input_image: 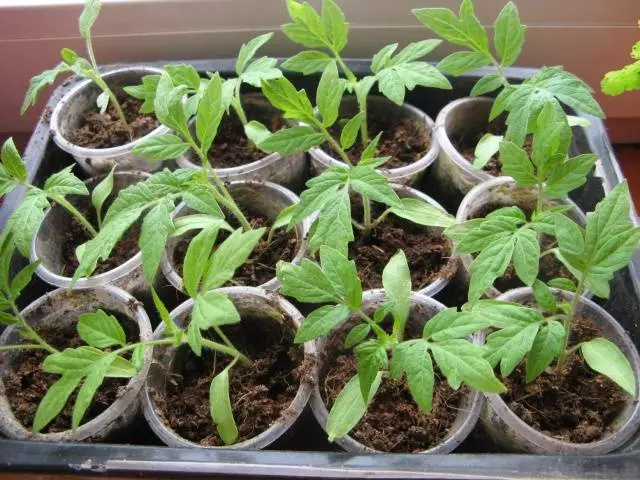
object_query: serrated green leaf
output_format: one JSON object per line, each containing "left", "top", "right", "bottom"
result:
{"left": 469, "top": 300, "right": 544, "bottom": 328}
{"left": 140, "top": 198, "right": 174, "bottom": 283}
{"left": 9, "top": 261, "right": 40, "bottom": 298}
{"left": 349, "top": 165, "right": 401, "bottom": 208}
{"left": 326, "top": 372, "right": 382, "bottom": 442}
{"left": 554, "top": 213, "right": 585, "bottom": 269}
{"left": 182, "top": 179, "right": 224, "bottom": 218}
{"left": 261, "top": 77, "right": 316, "bottom": 124}
{"left": 499, "top": 140, "right": 537, "bottom": 186}
{"left": 277, "top": 258, "right": 338, "bottom": 303}
{"left": 72, "top": 351, "right": 115, "bottom": 429}
{"left": 581, "top": 338, "right": 636, "bottom": 396}
{"left": 393, "top": 39, "right": 442, "bottom": 64}
{"left": 91, "top": 166, "right": 114, "bottom": 225}
{"left": 308, "top": 186, "right": 353, "bottom": 255}
{"left": 372, "top": 44, "right": 398, "bottom": 74}
{"left": 43, "top": 165, "right": 88, "bottom": 196}
{"left": 512, "top": 228, "right": 540, "bottom": 286}
{"left": 525, "top": 320, "right": 564, "bottom": 382}
{"left": 196, "top": 72, "right": 224, "bottom": 154}
{"left": 317, "top": 61, "right": 346, "bottom": 127}
{"left": 390, "top": 198, "right": 455, "bottom": 228}
{"left": 1, "top": 138, "right": 27, "bottom": 181}
{"left": 345, "top": 324, "right": 371, "bottom": 349}
{"left": 210, "top": 367, "right": 238, "bottom": 445}
{"left": 43, "top": 346, "right": 136, "bottom": 378}
{"left": 21, "top": 63, "right": 71, "bottom": 115}
{"left": 493, "top": 2, "right": 525, "bottom": 67}
{"left": 437, "top": 51, "right": 490, "bottom": 76}
{"left": 320, "top": 245, "right": 362, "bottom": 308}
{"left": 282, "top": 51, "right": 333, "bottom": 75}
{"left": 470, "top": 73, "right": 504, "bottom": 96}
{"left": 244, "top": 121, "right": 271, "bottom": 146}
{"left": 531, "top": 101, "right": 572, "bottom": 176}
{"left": 201, "top": 228, "right": 265, "bottom": 290}
{"left": 532, "top": 279, "right": 557, "bottom": 312}
{"left": 322, "top": 0, "right": 348, "bottom": 52}
{"left": 356, "top": 340, "right": 388, "bottom": 401}
{"left": 165, "top": 64, "right": 200, "bottom": 90}
{"left": 33, "top": 374, "right": 82, "bottom": 433}
{"left": 340, "top": 113, "right": 362, "bottom": 150}
{"left": 389, "top": 339, "right": 434, "bottom": 412}
{"left": 79, "top": 0, "right": 101, "bottom": 39}
{"left": 295, "top": 304, "right": 350, "bottom": 343}
{"left": 153, "top": 73, "right": 188, "bottom": 135}
{"left": 133, "top": 135, "right": 190, "bottom": 161}
{"left": 241, "top": 57, "right": 282, "bottom": 88}
{"left": 236, "top": 33, "right": 274, "bottom": 75}
{"left": 382, "top": 250, "right": 411, "bottom": 333}
{"left": 7, "top": 190, "right": 49, "bottom": 257}
{"left": 473, "top": 133, "right": 503, "bottom": 170}
{"left": 182, "top": 226, "right": 219, "bottom": 297}
{"left": 192, "top": 291, "right": 240, "bottom": 330}
{"left": 290, "top": 167, "right": 349, "bottom": 226}
{"left": 484, "top": 323, "right": 541, "bottom": 376}
{"left": 77, "top": 309, "right": 126, "bottom": 348}
{"left": 469, "top": 235, "right": 516, "bottom": 301}
{"left": 546, "top": 154, "right": 598, "bottom": 199}
{"left": 423, "top": 308, "right": 492, "bottom": 342}
{"left": 377, "top": 62, "right": 451, "bottom": 105}
{"left": 548, "top": 277, "right": 576, "bottom": 292}
{"left": 131, "top": 344, "right": 146, "bottom": 372}
{"left": 258, "top": 126, "right": 325, "bottom": 156}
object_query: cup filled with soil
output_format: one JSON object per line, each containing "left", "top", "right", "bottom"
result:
{"left": 309, "top": 95, "right": 438, "bottom": 186}
{"left": 0, "top": 286, "right": 153, "bottom": 442}
{"left": 177, "top": 93, "right": 309, "bottom": 191}
{"left": 50, "top": 67, "right": 169, "bottom": 174}
{"left": 482, "top": 287, "right": 640, "bottom": 455}
{"left": 142, "top": 287, "right": 317, "bottom": 448}
{"left": 310, "top": 289, "right": 484, "bottom": 453}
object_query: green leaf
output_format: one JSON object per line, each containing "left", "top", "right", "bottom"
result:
{"left": 377, "top": 62, "right": 451, "bottom": 105}
{"left": 282, "top": 51, "right": 333, "bottom": 75}
{"left": 131, "top": 344, "right": 146, "bottom": 372}
{"left": 182, "top": 179, "right": 224, "bottom": 218}
{"left": 244, "top": 121, "right": 272, "bottom": 146}
{"left": 241, "top": 57, "right": 282, "bottom": 88}
{"left": 192, "top": 291, "right": 240, "bottom": 329}
{"left": 236, "top": 33, "right": 274, "bottom": 75}
{"left": 79, "top": 0, "right": 101, "bottom": 39}
{"left": 1, "top": 138, "right": 27, "bottom": 181}
{"left": 308, "top": 187, "right": 353, "bottom": 256}
{"left": 44, "top": 165, "right": 88, "bottom": 196}
{"left": 546, "top": 154, "right": 598, "bottom": 199}
{"left": 72, "top": 352, "right": 115, "bottom": 429}
{"left": 7, "top": 190, "right": 49, "bottom": 257}
{"left": 470, "top": 73, "right": 504, "bottom": 96}
{"left": 531, "top": 101, "right": 572, "bottom": 175}
{"left": 43, "top": 346, "right": 137, "bottom": 378}
{"left": 33, "top": 374, "right": 82, "bottom": 433}
{"left": 356, "top": 339, "right": 388, "bottom": 401}
{"left": 382, "top": 250, "right": 411, "bottom": 330}
{"left": 525, "top": 320, "right": 564, "bottom": 382}
{"left": 91, "top": 166, "right": 115, "bottom": 222}
{"left": 470, "top": 300, "right": 544, "bottom": 328}
{"left": 153, "top": 73, "right": 188, "bottom": 135}
{"left": 261, "top": 77, "right": 315, "bottom": 124}
{"left": 344, "top": 324, "right": 371, "bottom": 348}
{"left": 468, "top": 235, "right": 516, "bottom": 301}
{"left": 389, "top": 339, "right": 434, "bottom": 412}
{"left": 548, "top": 277, "right": 577, "bottom": 292}
{"left": 290, "top": 167, "right": 349, "bottom": 226}
{"left": 10, "top": 261, "right": 40, "bottom": 298}
{"left": 581, "top": 338, "right": 636, "bottom": 396}
{"left": 21, "top": 63, "right": 71, "bottom": 115}
{"left": 186, "top": 322, "right": 203, "bottom": 356}
{"left": 77, "top": 309, "right": 126, "bottom": 348}
{"left": 484, "top": 323, "right": 541, "bottom": 376}
{"left": 431, "top": 339, "right": 505, "bottom": 392}
{"left": 349, "top": 165, "right": 401, "bottom": 208}
{"left": 390, "top": 198, "right": 455, "bottom": 228}
{"left": 172, "top": 215, "right": 229, "bottom": 238}
{"left": 437, "top": 51, "right": 490, "bottom": 76}
{"left": 210, "top": 367, "right": 239, "bottom": 445}
{"left": 326, "top": 372, "right": 382, "bottom": 442}
{"left": 258, "top": 126, "right": 325, "bottom": 156}
{"left": 473, "top": 133, "right": 503, "bottom": 170}
{"left": 499, "top": 140, "right": 536, "bottom": 186}
{"left": 140, "top": 198, "right": 174, "bottom": 283}
{"left": 371, "top": 44, "right": 398, "bottom": 74}
{"left": 197, "top": 72, "right": 224, "bottom": 154}
{"left": 340, "top": 113, "right": 362, "bottom": 150}
{"left": 493, "top": 2, "right": 525, "bottom": 67}
{"left": 322, "top": 0, "right": 348, "bottom": 52}
{"left": 133, "top": 135, "right": 190, "bottom": 161}
{"left": 423, "top": 308, "right": 493, "bottom": 342}
{"left": 317, "top": 61, "right": 346, "bottom": 127}
{"left": 295, "top": 304, "right": 350, "bottom": 343}
{"left": 183, "top": 226, "right": 221, "bottom": 297}
{"left": 454, "top": 208, "right": 523, "bottom": 253}
{"left": 532, "top": 279, "right": 557, "bottom": 312}
{"left": 554, "top": 212, "right": 585, "bottom": 270}
{"left": 393, "top": 39, "right": 442, "bottom": 64}
{"left": 165, "top": 64, "right": 201, "bottom": 90}
{"left": 201, "top": 228, "right": 265, "bottom": 290}
{"left": 319, "top": 245, "right": 362, "bottom": 308}
{"left": 512, "top": 228, "right": 540, "bottom": 286}
{"left": 277, "top": 258, "right": 338, "bottom": 303}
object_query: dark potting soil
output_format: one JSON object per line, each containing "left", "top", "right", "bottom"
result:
{"left": 155, "top": 315, "right": 309, "bottom": 446}
{"left": 204, "top": 104, "right": 283, "bottom": 168}
{"left": 72, "top": 88, "right": 159, "bottom": 149}
{"left": 173, "top": 212, "right": 297, "bottom": 287}
{"left": 470, "top": 202, "right": 574, "bottom": 292}
{"left": 502, "top": 316, "right": 627, "bottom": 443}
{"left": 321, "top": 320, "right": 463, "bottom": 452}
{"left": 350, "top": 214, "right": 456, "bottom": 291}
{"left": 327, "top": 115, "right": 431, "bottom": 169}
{"left": 60, "top": 202, "right": 140, "bottom": 277}
{"left": 3, "top": 319, "right": 135, "bottom": 434}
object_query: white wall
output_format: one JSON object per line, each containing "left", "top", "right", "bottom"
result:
{"left": 1, "top": 0, "right": 638, "bottom": 135}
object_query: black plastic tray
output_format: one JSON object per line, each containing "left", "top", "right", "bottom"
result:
{"left": 1, "top": 59, "right": 639, "bottom": 479}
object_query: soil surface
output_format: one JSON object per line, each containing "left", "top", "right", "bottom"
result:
{"left": 327, "top": 115, "right": 431, "bottom": 169}
{"left": 155, "top": 315, "right": 308, "bottom": 446}
{"left": 60, "top": 202, "right": 140, "bottom": 277}
{"left": 321, "top": 319, "right": 463, "bottom": 452}
{"left": 173, "top": 212, "right": 297, "bottom": 286}
{"left": 201, "top": 104, "right": 283, "bottom": 168}
{"left": 3, "top": 319, "right": 134, "bottom": 434}
{"left": 72, "top": 88, "right": 159, "bottom": 149}
{"left": 502, "top": 315, "right": 627, "bottom": 443}
{"left": 350, "top": 215, "right": 455, "bottom": 291}
{"left": 469, "top": 201, "right": 574, "bottom": 292}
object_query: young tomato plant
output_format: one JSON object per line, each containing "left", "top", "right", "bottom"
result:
{"left": 0, "top": 138, "right": 114, "bottom": 257}
{"left": 413, "top": 0, "right": 603, "bottom": 164}
{"left": 21, "top": 0, "right": 129, "bottom": 125}
{"left": 444, "top": 102, "right": 598, "bottom": 302}
{"left": 277, "top": 248, "right": 505, "bottom": 441}
{"left": 252, "top": 73, "right": 455, "bottom": 255}
{"left": 483, "top": 181, "right": 640, "bottom": 396}
{"left": 279, "top": 0, "right": 450, "bottom": 147}
{"left": 601, "top": 36, "right": 640, "bottom": 95}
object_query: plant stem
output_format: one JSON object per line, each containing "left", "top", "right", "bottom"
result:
{"left": 362, "top": 195, "right": 373, "bottom": 233}
{"left": 355, "top": 308, "right": 388, "bottom": 341}
{"left": 369, "top": 208, "right": 392, "bottom": 229}
{"left": 201, "top": 338, "right": 250, "bottom": 365}
{"left": 351, "top": 218, "right": 365, "bottom": 231}
{"left": 232, "top": 81, "right": 249, "bottom": 126}
{"left": 536, "top": 179, "right": 544, "bottom": 214}
{"left": 356, "top": 94, "right": 369, "bottom": 146}
{"left": 556, "top": 277, "right": 586, "bottom": 373}
{"left": 9, "top": 301, "right": 58, "bottom": 354}
{"left": 333, "top": 53, "right": 358, "bottom": 84}
{"left": 50, "top": 195, "right": 98, "bottom": 237}
{"left": 0, "top": 344, "right": 49, "bottom": 352}
{"left": 317, "top": 122, "right": 353, "bottom": 166}
{"left": 484, "top": 52, "right": 511, "bottom": 88}
{"left": 86, "top": 35, "right": 128, "bottom": 127}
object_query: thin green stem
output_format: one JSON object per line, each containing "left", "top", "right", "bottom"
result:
{"left": 333, "top": 53, "right": 358, "bottom": 84}
{"left": 232, "top": 81, "right": 249, "bottom": 126}
{"left": 351, "top": 218, "right": 365, "bottom": 231}
{"left": 0, "top": 344, "right": 49, "bottom": 352}
{"left": 50, "top": 194, "right": 98, "bottom": 237}
{"left": 317, "top": 122, "right": 353, "bottom": 166}
{"left": 362, "top": 195, "right": 373, "bottom": 233}
{"left": 9, "top": 301, "right": 57, "bottom": 354}
{"left": 201, "top": 338, "right": 250, "bottom": 365}
{"left": 536, "top": 179, "right": 544, "bottom": 215}
{"left": 370, "top": 208, "right": 393, "bottom": 229}
{"left": 357, "top": 94, "right": 369, "bottom": 146}
{"left": 355, "top": 308, "right": 388, "bottom": 342}
{"left": 556, "top": 277, "right": 586, "bottom": 373}
{"left": 484, "top": 52, "right": 510, "bottom": 88}
{"left": 113, "top": 338, "right": 176, "bottom": 356}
